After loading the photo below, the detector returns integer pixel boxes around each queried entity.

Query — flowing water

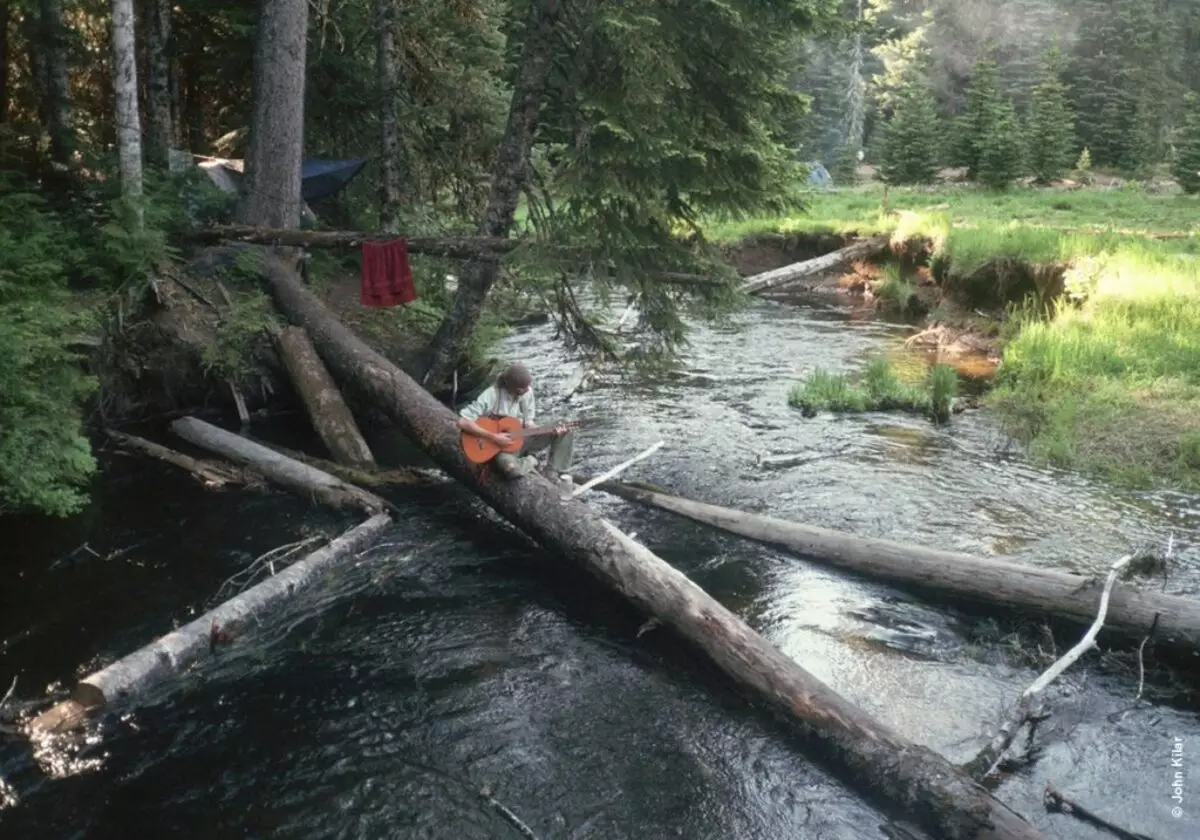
[2,293,1199,839]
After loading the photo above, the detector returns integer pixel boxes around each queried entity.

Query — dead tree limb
[27,515,392,735]
[262,254,1047,840]
[588,480,1200,652]
[240,434,445,489]
[1043,783,1158,840]
[105,428,252,487]
[191,225,519,258]
[963,555,1132,780]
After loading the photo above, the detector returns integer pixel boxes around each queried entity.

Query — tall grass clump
[789,358,959,423]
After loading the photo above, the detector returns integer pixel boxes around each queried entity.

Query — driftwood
[263,254,1046,840]
[105,428,251,487]
[1043,783,1158,840]
[586,480,1200,652]
[170,416,391,514]
[28,515,392,735]
[274,325,377,468]
[963,555,1132,780]
[740,235,889,295]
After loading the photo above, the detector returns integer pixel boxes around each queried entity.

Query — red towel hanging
[360,239,417,307]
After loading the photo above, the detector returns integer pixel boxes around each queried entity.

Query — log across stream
[583,479,1200,652]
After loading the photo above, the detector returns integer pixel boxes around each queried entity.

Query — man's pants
[495,429,576,478]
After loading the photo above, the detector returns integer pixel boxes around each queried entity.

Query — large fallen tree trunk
[262,253,1046,840]
[587,480,1200,652]
[28,514,391,735]
[741,235,889,295]
[170,416,390,514]
[274,326,377,468]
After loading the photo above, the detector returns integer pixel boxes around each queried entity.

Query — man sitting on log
[456,362,575,488]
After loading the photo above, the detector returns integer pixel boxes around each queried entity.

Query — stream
[2,293,1198,839]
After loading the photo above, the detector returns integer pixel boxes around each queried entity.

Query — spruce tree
[955,58,1001,179]
[880,72,941,185]
[1173,93,1200,195]
[976,96,1023,188]
[1026,48,1076,184]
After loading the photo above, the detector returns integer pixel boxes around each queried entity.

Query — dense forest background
[3,0,1200,519]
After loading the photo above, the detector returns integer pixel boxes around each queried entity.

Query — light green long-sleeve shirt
[458,384,535,426]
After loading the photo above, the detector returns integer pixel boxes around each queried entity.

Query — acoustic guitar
[460,415,582,465]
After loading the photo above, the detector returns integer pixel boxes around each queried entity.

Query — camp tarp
[298,159,369,202]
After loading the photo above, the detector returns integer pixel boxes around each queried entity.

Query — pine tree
[976,96,1023,188]
[1173,93,1200,195]
[1026,48,1076,184]
[954,58,1001,178]
[880,71,941,185]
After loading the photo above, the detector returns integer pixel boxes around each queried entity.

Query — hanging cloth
[360,239,417,307]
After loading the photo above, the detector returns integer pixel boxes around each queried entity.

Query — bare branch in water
[1043,783,1159,840]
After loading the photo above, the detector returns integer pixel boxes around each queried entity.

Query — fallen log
[28,514,392,735]
[170,416,391,515]
[242,434,445,489]
[105,429,252,488]
[586,480,1200,652]
[263,253,1046,840]
[274,326,377,468]
[192,224,520,258]
[740,235,889,295]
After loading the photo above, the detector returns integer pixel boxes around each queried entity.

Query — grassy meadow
[710,181,1200,491]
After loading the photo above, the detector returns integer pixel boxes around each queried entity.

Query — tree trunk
[236,0,310,229]
[275,326,377,468]
[38,0,73,164]
[28,514,392,735]
[262,254,1047,840]
[0,3,10,123]
[169,416,389,514]
[144,0,174,168]
[421,0,562,385]
[110,0,144,215]
[586,479,1200,652]
[377,0,401,233]
[741,236,889,295]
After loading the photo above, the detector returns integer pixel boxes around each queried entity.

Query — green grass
[870,264,922,315]
[789,358,958,423]
[726,181,1200,490]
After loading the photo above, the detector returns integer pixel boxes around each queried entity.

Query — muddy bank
[86,245,498,440]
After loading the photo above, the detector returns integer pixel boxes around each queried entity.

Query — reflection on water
[1,294,1198,839]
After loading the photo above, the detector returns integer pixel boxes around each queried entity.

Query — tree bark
[586,479,1200,652]
[741,236,889,295]
[38,0,73,164]
[0,3,10,123]
[377,0,401,233]
[421,0,563,385]
[262,254,1046,840]
[144,0,174,167]
[236,0,309,229]
[110,0,144,214]
[169,416,390,514]
[275,326,377,468]
[28,514,392,735]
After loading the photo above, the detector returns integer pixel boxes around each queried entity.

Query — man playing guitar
[456,362,575,487]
